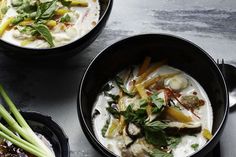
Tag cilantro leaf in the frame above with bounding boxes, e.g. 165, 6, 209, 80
106, 107, 120, 119
167, 136, 181, 149
101, 116, 110, 137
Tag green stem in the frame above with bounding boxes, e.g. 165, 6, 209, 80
0, 123, 46, 156
0, 85, 29, 129
0, 131, 45, 157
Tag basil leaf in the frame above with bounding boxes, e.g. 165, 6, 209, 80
145, 130, 168, 146
150, 149, 173, 157
145, 121, 168, 132
121, 105, 147, 125
115, 76, 135, 98
35, 0, 57, 21
11, 15, 25, 25
32, 24, 54, 47
151, 93, 164, 109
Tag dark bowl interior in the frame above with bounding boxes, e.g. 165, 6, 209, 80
0, 0, 113, 59
78, 34, 229, 157
1, 111, 70, 157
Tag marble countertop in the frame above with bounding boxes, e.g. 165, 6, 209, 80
0, 0, 236, 156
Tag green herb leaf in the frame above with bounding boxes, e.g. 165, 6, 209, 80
114, 76, 135, 98
1, 6, 9, 14
32, 24, 54, 47
151, 93, 164, 109
121, 105, 147, 125
35, 0, 57, 21
150, 149, 173, 157
191, 143, 199, 151
11, 15, 25, 25
106, 107, 120, 119
139, 99, 148, 108
60, 14, 71, 23
145, 121, 168, 132
20, 26, 37, 35
101, 116, 110, 137
11, 0, 23, 7
145, 130, 168, 147
167, 136, 181, 149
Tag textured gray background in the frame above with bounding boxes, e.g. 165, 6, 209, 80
0, 0, 236, 156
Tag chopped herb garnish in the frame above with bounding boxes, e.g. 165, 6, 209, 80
191, 143, 199, 151
32, 24, 54, 47
104, 92, 120, 103
35, 0, 57, 21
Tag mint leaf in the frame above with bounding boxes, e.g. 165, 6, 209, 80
32, 24, 54, 47
150, 149, 173, 157
145, 121, 168, 132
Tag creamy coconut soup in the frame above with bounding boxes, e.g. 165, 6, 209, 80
92, 57, 213, 157
0, 0, 100, 48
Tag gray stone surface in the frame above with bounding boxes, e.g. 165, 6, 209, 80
0, 0, 236, 156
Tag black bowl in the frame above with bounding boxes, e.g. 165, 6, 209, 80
0, 0, 113, 59
1, 111, 70, 157
78, 34, 229, 157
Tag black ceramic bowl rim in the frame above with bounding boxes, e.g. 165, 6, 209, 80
0, 0, 113, 55
78, 33, 229, 157
1, 111, 70, 157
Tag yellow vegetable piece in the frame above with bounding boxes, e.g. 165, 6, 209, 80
136, 59, 167, 84
70, 0, 88, 7
55, 9, 70, 16
19, 20, 33, 26
135, 84, 148, 100
165, 107, 192, 123
46, 20, 57, 28
202, 129, 212, 140
107, 119, 119, 138
138, 56, 151, 76
0, 17, 14, 37
20, 39, 33, 46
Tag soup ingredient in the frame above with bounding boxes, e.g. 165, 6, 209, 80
0, 85, 54, 157
0, 0, 99, 48
93, 57, 213, 157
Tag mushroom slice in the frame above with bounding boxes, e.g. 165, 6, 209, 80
164, 121, 202, 136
